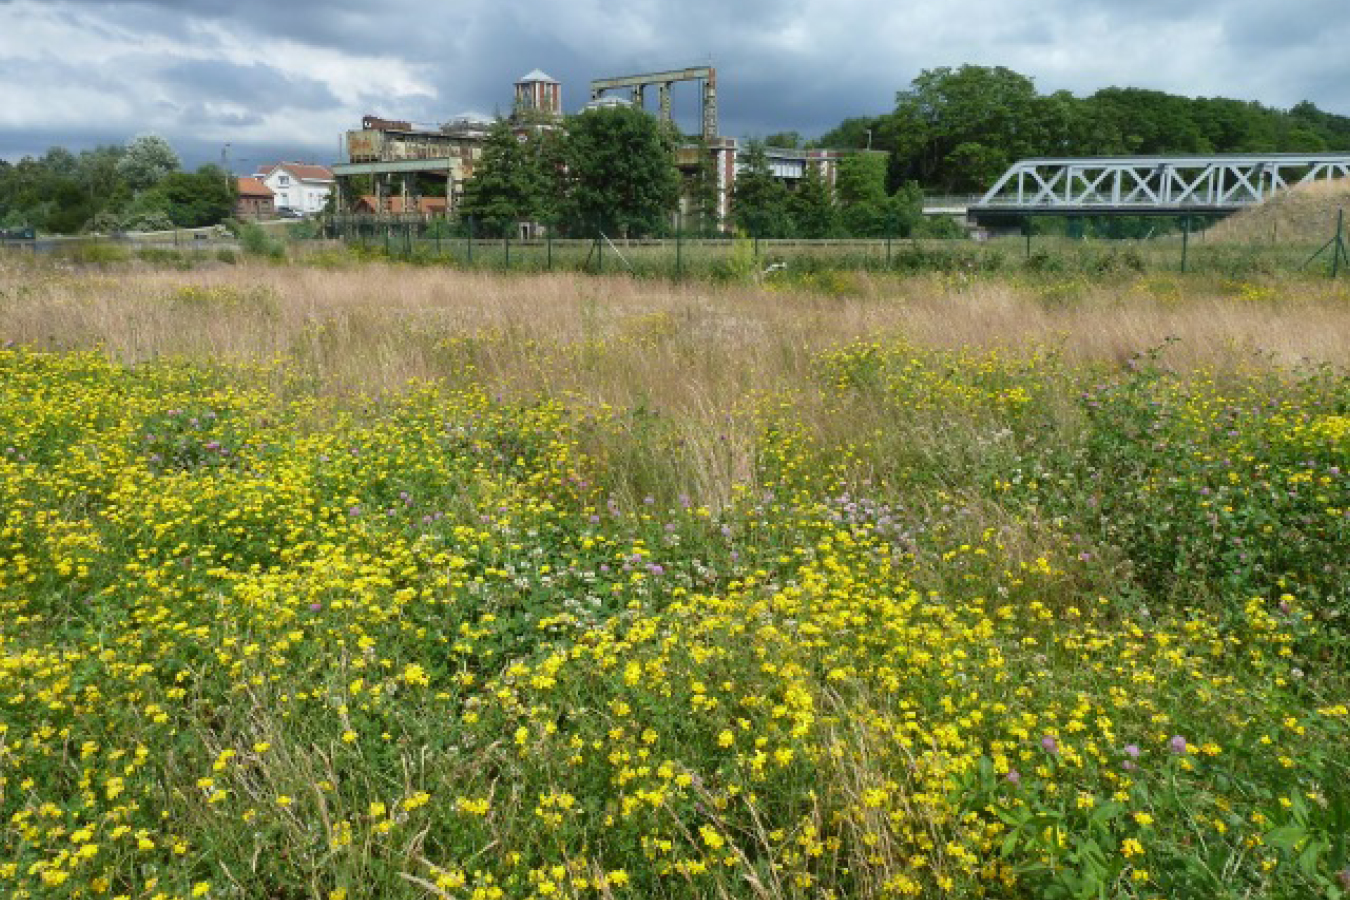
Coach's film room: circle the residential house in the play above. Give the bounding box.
[256,162,334,215]
[234,177,275,220]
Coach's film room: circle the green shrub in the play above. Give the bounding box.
[237,222,286,261]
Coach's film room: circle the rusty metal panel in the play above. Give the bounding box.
[346,130,384,163]
[675,147,704,167]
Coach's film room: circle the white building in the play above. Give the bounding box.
[255,162,334,215]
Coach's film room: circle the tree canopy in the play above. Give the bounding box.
[558,105,681,237]
[459,106,680,238]
[0,134,237,234]
[817,65,1350,194]
[457,119,550,237]
[731,140,790,237]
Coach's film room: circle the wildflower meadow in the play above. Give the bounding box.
[1,257,1348,899]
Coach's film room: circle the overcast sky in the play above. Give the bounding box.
[2,0,1348,170]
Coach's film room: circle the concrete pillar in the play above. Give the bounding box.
[702,73,718,141]
[659,83,672,125]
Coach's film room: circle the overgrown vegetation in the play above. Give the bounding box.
[0,135,234,235]
[1,260,1348,899]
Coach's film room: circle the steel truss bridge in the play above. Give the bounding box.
[969,154,1350,221]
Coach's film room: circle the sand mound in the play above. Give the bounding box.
[1208,176,1350,244]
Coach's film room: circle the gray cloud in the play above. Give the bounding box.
[160,60,340,111]
[1,0,1347,168]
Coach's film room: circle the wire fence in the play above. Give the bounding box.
[312,213,1350,281]
[4,212,1346,281]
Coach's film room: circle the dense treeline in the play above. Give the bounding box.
[729,140,936,239]
[0,135,234,235]
[819,65,1350,194]
[456,110,938,241]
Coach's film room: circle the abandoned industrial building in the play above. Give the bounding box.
[330,67,865,232]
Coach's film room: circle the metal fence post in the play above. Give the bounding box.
[1333,209,1345,279]
[1181,216,1190,273]
[676,216,683,280]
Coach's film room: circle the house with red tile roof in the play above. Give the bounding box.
[234,177,275,220]
[255,162,334,215]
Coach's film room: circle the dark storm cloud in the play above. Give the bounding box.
[2,0,1348,166]
[160,60,339,111]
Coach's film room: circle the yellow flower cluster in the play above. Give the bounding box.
[0,344,1345,899]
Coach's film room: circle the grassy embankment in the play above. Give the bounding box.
[1,257,1348,899]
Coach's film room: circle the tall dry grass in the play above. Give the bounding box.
[1208,175,1350,244]
[5,259,1349,391]
[3,257,1348,505]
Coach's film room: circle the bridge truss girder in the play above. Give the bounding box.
[974,154,1350,216]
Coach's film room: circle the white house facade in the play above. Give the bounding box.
[256,163,334,214]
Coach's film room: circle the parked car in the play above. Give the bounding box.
[277,207,305,219]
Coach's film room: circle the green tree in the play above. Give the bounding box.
[1081,88,1208,155]
[816,116,887,151]
[529,126,568,226]
[834,152,922,238]
[458,119,548,237]
[117,134,180,192]
[75,145,130,222]
[885,65,1048,193]
[560,105,680,238]
[681,139,723,235]
[0,155,93,233]
[764,131,803,149]
[731,140,791,238]
[788,162,835,238]
[834,153,887,206]
[149,165,235,228]
[1289,101,1350,147]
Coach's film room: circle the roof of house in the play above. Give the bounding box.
[354,195,449,215]
[517,69,559,84]
[236,177,274,198]
[257,162,334,182]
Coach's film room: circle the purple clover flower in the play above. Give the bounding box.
[1041,735,1059,754]
[1169,735,1188,754]
[1005,769,1021,786]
